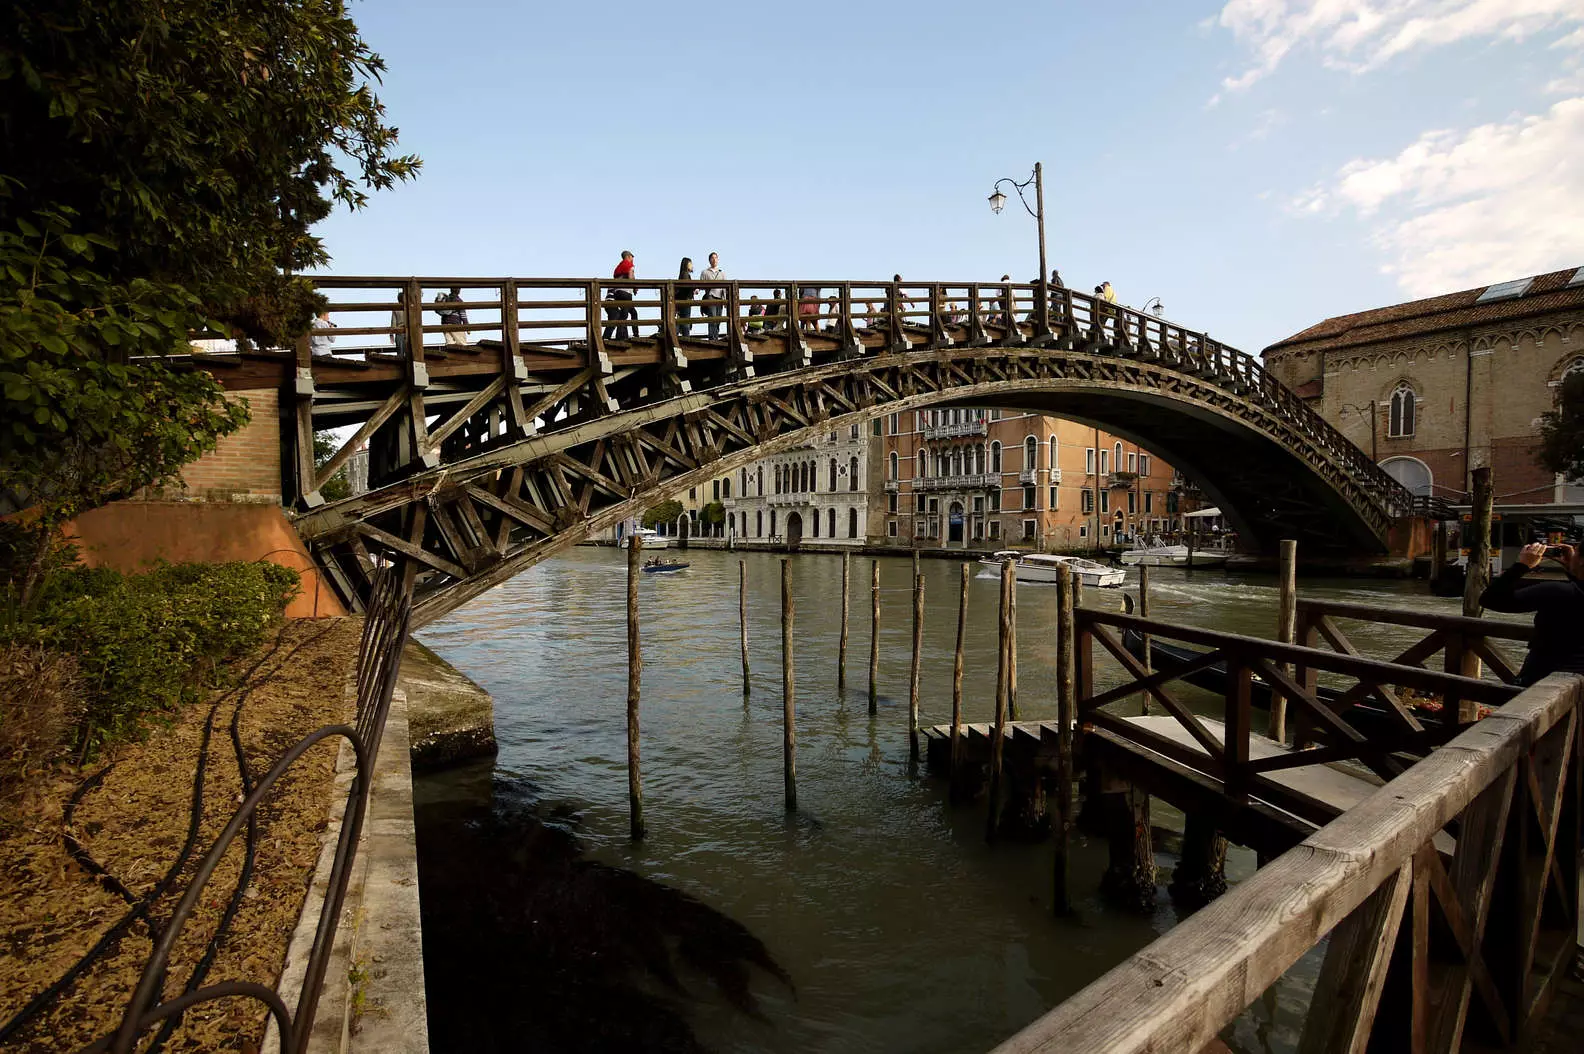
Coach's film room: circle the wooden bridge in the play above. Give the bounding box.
[182,277,1414,626]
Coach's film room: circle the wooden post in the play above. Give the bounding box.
[1272,538,1297,744]
[1169,813,1228,910]
[909,571,925,761]
[781,558,796,811]
[1185,530,1196,575]
[950,562,968,800]
[838,551,850,691]
[1430,521,1448,591]
[1053,563,1076,915]
[1459,466,1494,719]
[739,559,750,694]
[1138,564,1152,716]
[987,559,1013,841]
[1007,571,1020,721]
[912,549,920,581]
[1100,774,1156,913]
[868,559,881,715]
[626,536,645,840]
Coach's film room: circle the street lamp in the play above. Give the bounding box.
[1338,401,1378,461]
[1143,296,1164,318]
[988,163,1048,333]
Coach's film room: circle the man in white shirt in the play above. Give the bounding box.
[309,310,336,356]
[699,252,726,340]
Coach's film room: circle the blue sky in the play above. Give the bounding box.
[313,1,1584,353]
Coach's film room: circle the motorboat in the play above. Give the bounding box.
[1119,544,1228,568]
[641,558,689,574]
[978,551,1127,588]
[619,527,669,550]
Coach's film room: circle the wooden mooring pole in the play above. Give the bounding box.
[1053,563,1076,914]
[781,558,796,811]
[908,570,925,762]
[987,559,1013,841]
[1271,538,1297,744]
[868,559,880,715]
[838,551,850,692]
[1138,564,1152,716]
[738,559,750,695]
[626,536,645,840]
[950,562,968,800]
[1007,570,1019,721]
[1459,465,1494,720]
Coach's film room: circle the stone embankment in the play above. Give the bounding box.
[399,640,497,771]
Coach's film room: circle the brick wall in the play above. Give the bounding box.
[170,387,284,504]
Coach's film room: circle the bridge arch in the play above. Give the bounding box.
[283,276,1408,624]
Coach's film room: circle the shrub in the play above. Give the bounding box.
[0,645,82,826]
[3,561,300,760]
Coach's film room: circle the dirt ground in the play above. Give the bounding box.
[0,617,361,1053]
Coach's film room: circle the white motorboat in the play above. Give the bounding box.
[619,527,670,550]
[1119,544,1227,568]
[978,551,1127,588]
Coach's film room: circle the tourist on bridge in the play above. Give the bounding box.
[1480,542,1584,685]
[603,250,637,342]
[309,310,336,357]
[798,285,820,332]
[433,286,468,347]
[700,252,727,340]
[825,296,841,333]
[746,296,766,334]
[676,257,695,338]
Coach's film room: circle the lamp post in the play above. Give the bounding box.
[1143,297,1164,318]
[1339,401,1378,461]
[989,163,1048,333]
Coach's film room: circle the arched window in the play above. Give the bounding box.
[774,465,781,494]
[813,511,820,538]
[1049,435,1059,471]
[830,457,838,492]
[990,441,1002,473]
[801,461,810,492]
[1388,384,1416,437]
[740,511,747,536]
[1113,442,1124,470]
[827,508,836,537]
[889,451,899,480]
[976,444,985,474]
[739,468,747,493]
[722,477,731,498]
[849,456,859,491]
[917,450,927,479]
[770,510,777,536]
[1381,456,1433,497]
[757,466,764,495]
[952,448,963,476]
[848,508,858,537]
[756,510,763,537]
[1024,436,1038,471]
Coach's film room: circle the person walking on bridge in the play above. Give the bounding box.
[434,286,468,347]
[1480,542,1584,686]
[700,252,727,341]
[676,257,695,339]
[603,250,636,342]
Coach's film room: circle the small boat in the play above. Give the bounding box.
[620,527,669,550]
[978,551,1127,588]
[641,558,690,574]
[1119,543,1228,567]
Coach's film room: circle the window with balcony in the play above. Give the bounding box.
[990,441,1002,472]
[1049,435,1058,471]
[916,451,926,479]
[975,444,986,474]
[1024,436,1038,471]
[849,456,859,491]
[1127,452,1137,473]
[888,451,899,480]
[1114,442,1123,470]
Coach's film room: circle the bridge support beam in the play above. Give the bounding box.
[1098,772,1156,914]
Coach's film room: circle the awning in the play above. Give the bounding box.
[1184,506,1222,519]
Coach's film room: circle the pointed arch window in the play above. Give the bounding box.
[990,441,1002,473]
[889,451,899,480]
[849,456,859,491]
[1388,384,1416,438]
[1024,436,1038,471]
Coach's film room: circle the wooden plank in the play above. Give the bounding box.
[1088,623,1225,757]
[1297,863,1411,1054]
[1295,599,1532,642]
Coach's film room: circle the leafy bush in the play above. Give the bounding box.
[641,499,683,529]
[2,561,299,760]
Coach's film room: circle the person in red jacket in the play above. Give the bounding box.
[603,250,636,341]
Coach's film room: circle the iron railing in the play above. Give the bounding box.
[88,558,413,1054]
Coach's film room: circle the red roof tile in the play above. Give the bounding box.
[1262,267,1584,359]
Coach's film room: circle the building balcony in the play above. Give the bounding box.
[915,472,1000,493]
[1018,469,1038,485]
[920,419,989,441]
[883,479,900,492]
[1108,471,1138,488]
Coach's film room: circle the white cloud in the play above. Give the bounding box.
[1295,97,1584,294]
[1213,1,1584,95]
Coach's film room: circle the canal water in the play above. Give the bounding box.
[412,547,1519,1054]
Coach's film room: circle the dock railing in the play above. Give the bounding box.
[996,667,1581,1053]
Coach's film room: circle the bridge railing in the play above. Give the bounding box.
[251,274,1412,521]
[995,670,1581,1054]
[1075,607,1523,827]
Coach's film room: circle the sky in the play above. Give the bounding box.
[312,0,1584,353]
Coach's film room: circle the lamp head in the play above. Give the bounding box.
[988,189,1007,214]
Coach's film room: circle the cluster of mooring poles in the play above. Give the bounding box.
[620,538,1323,918]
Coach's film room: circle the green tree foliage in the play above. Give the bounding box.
[1,1,418,599]
[642,500,684,529]
[700,501,726,526]
[313,432,353,503]
[1538,373,1584,481]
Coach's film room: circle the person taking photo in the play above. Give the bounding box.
[1479,541,1584,685]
